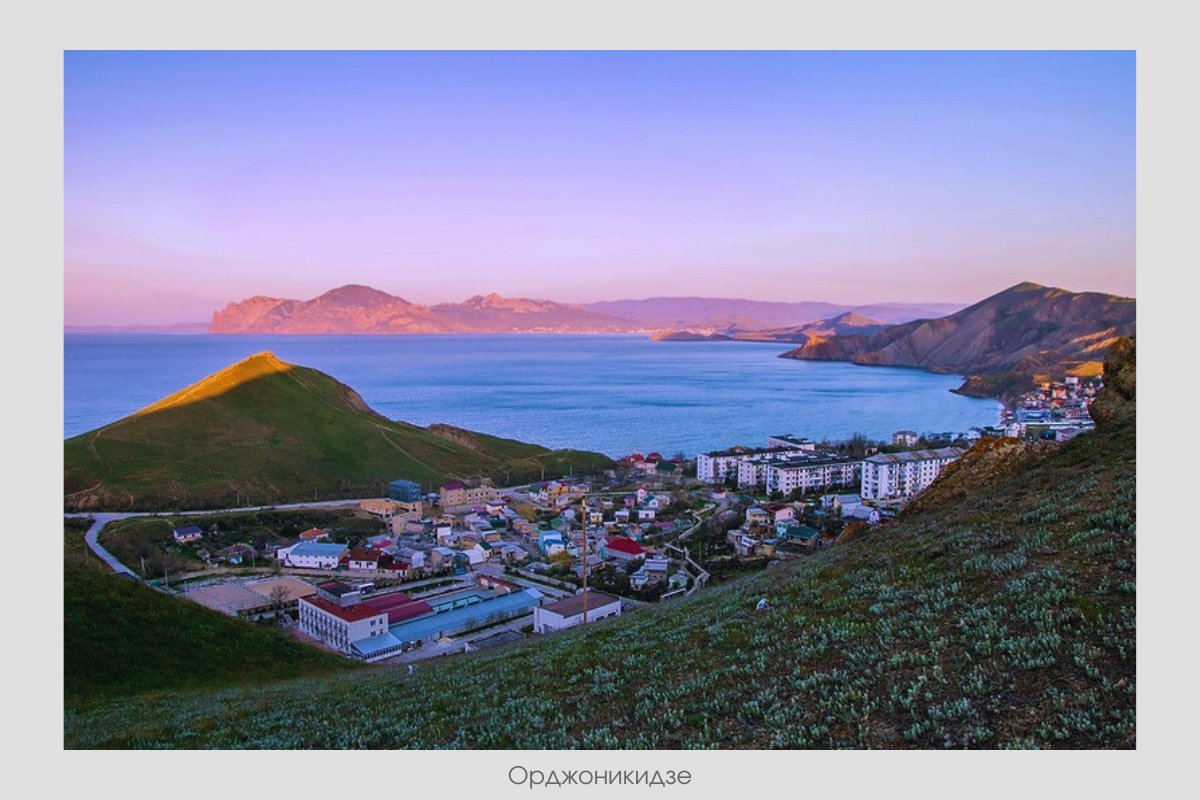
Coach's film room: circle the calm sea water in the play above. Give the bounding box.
[64,334,1001,457]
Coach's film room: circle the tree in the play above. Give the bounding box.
[268,584,291,610]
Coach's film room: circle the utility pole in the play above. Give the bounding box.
[581,494,589,625]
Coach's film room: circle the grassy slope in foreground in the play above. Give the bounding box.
[63,352,611,511]
[64,528,359,706]
[65,352,1135,747]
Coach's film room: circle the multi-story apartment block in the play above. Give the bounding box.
[440,481,500,509]
[860,447,966,501]
[764,453,862,496]
[697,436,813,484]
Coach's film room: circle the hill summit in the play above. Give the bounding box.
[64,353,611,511]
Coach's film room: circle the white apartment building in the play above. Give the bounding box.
[697,436,813,483]
[764,454,862,496]
[860,447,966,501]
[737,458,772,488]
[697,450,752,483]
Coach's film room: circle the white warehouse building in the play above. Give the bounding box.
[533,591,622,634]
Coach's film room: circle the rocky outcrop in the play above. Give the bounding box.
[426,423,488,453]
[902,436,1055,517]
[1089,337,1136,428]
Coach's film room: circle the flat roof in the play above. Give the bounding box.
[184,582,269,615]
[541,591,621,617]
[388,589,543,642]
[351,631,403,657]
[865,447,965,464]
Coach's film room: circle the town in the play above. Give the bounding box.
[83,376,1104,667]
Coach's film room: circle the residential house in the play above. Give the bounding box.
[601,536,646,562]
[172,525,203,544]
[348,548,381,571]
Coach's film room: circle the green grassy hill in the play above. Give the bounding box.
[64,526,359,706]
[64,341,1136,749]
[64,352,612,511]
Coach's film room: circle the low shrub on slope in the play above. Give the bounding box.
[66,417,1134,748]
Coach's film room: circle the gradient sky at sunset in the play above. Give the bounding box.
[65,51,1135,326]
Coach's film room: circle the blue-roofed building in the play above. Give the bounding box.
[389,479,422,502]
[351,631,404,662]
[279,541,348,569]
[388,588,544,646]
[539,530,565,556]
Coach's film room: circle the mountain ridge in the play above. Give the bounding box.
[781,282,1135,401]
[208,285,967,335]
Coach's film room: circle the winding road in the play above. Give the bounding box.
[67,498,376,578]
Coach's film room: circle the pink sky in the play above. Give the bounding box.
[65,51,1135,326]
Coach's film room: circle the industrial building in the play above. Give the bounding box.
[533,591,622,634]
[386,588,544,647]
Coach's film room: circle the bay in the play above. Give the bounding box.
[63,333,1001,457]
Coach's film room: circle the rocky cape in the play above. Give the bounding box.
[780,282,1135,402]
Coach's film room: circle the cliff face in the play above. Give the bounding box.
[780,283,1136,395]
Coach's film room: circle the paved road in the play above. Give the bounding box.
[67,498,377,578]
[82,515,136,576]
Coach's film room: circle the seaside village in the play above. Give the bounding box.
[170,375,1102,665]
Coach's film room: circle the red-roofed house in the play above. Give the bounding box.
[601,536,647,563]
[299,527,330,541]
[349,548,381,571]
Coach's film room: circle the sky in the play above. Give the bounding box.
[64,51,1135,326]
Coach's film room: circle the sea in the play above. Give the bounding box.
[63,333,1002,457]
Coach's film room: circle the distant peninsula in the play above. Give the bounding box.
[779,282,1136,403]
[203,285,963,336]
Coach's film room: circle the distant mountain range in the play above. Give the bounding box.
[781,282,1136,401]
[585,297,964,331]
[205,285,965,335]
